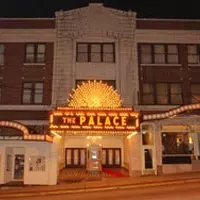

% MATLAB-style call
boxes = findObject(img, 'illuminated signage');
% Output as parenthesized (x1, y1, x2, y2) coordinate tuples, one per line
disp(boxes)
(49, 108, 139, 133)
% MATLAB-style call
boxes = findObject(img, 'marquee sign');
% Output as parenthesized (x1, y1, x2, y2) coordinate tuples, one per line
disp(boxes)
(49, 107, 139, 134)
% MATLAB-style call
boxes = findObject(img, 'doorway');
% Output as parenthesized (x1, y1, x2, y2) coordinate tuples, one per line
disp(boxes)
(102, 148, 121, 168)
(141, 124, 156, 175)
(14, 154, 25, 180)
(65, 148, 86, 167)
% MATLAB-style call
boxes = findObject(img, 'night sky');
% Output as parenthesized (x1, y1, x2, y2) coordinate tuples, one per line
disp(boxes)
(1, 0, 200, 19)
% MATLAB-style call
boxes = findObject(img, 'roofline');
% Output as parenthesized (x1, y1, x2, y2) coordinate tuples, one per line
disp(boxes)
(137, 18, 200, 22)
(0, 17, 199, 22)
(0, 18, 55, 20)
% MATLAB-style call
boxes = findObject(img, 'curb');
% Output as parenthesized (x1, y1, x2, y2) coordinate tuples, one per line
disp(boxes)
(1, 178, 200, 199)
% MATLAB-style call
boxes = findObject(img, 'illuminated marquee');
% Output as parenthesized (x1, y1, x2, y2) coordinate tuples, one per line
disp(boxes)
(49, 107, 139, 134)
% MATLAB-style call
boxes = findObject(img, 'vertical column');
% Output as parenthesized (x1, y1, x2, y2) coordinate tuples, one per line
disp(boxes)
(128, 133, 142, 177)
(155, 122, 162, 175)
(48, 142, 58, 185)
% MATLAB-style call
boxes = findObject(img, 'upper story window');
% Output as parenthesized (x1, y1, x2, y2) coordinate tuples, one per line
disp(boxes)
(187, 44, 200, 64)
(141, 83, 183, 105)
(190, 84, 200, 103)
(76, 43, 115, 63)
(140, 44, 179, 64)
(0, 44, 5, 65)
(25, 44, 46, 63)
(22, 82, 43, 104)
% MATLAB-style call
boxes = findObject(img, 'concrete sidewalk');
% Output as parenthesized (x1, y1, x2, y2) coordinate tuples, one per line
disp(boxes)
(1, 172, 200, 199)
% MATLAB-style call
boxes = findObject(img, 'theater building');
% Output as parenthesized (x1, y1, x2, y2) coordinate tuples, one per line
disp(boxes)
(0, 3, 200, 185)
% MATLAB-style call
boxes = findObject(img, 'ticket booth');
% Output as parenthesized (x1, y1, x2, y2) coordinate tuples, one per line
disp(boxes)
(86, 144, 102, 172)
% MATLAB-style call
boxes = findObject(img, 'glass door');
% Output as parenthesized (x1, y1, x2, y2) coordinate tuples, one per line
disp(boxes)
(14, 154, 24, 180)
(141, 124, 156, 175)
(102, 148, 121, 168)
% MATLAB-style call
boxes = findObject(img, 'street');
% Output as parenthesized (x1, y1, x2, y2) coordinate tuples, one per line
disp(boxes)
(5, 182, 200, 200)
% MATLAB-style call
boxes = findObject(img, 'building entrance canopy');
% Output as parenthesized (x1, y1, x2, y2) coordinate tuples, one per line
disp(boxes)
(49, 107, 139, 136)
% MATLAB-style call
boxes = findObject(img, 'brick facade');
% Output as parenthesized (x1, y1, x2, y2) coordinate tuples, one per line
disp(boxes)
(1, 3, 200, 177)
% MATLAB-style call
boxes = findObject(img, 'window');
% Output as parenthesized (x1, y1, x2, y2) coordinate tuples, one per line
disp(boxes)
(140, 45, 152, 64)
(22, 83, 43, 104)
(156, 84, 168, 104)
(0, 44, 5, 65)
(154, 45, 165, 64)
(142, 84, 154, 104)
(140, 44, 179, 64)
(141, 83, 183, 105)
(162, 132, 192, 164)
(170, 84, 183, 104)
(25, 44, 46, 63)
(76, 43, 115, 62)
(190, 84, 200, 103)
(187, 44, 200, 64)
(167, 45, 179, 63)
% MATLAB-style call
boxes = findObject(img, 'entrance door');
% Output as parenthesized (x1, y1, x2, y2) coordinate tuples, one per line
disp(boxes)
(65, 148, 86, 168)
(14, 154, 24, 180)
(102, 148, 121, 168)
(143, 147, 153, 169)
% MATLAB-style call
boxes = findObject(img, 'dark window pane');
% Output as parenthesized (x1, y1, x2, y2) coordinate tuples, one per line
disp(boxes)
(154, 45, 165, 64)
(23, 83, 43, 104)
(142, 84, 154, 104)
(156, 84, 168, 104)
(23, 88, 31, 104)
(103, 44, 114, 62)
(144, 149, 153, 169)
(25, 44, 45, 63)
(187, 45, 199, 64)
(167, 45, 179, 64)
(0, 45, 5, 65)
(191, 84, 200, 103)
(162, 132, 191, 154)
(77, 44, 88, 62)
(91, 44, 101, 62)
(34, 83, 43, 104)
(170, 84, 182, 104)
(141, 45, 152, 64)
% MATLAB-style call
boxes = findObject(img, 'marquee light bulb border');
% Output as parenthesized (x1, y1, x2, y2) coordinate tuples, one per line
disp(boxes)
(143, 103, 200, 120)
(49, 107, 140, 135)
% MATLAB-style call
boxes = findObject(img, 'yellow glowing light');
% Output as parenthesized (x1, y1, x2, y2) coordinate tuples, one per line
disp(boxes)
(189, 137, 193, 144)
(0, 121, 29, 135)
(51, 131, 62, 138)
(68, 80, 122, 108)
(127, 131, 138, 139)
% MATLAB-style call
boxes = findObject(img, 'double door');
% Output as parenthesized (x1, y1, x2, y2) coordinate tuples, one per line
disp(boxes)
(65, 148, 86, 168)
(65, 148, 121, 168)
(102, 148, 121, 168)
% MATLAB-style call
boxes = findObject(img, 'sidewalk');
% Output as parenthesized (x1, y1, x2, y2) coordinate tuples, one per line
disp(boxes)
(1, 171, 200, 198)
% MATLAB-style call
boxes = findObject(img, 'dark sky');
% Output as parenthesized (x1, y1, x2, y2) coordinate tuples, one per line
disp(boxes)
(1, 0, 200, 19)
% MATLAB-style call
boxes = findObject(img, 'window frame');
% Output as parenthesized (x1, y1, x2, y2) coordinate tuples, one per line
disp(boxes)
(139, 43, 180, 64)
(24, 43, 46, 64)
(0, 44, 5, 65)
(141, 82, 183, 105)
(187, 44, 200, 65)
(190, 83, 200, 103)
(76, 43, 115, 63)
(22, 82, 44, 105)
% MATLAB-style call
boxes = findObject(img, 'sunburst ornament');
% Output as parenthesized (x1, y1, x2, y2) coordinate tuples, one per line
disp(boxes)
(68, 80, 122, 108)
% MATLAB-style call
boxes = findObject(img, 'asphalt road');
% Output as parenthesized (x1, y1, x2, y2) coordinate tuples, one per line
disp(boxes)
(6, 182, 200, 200)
